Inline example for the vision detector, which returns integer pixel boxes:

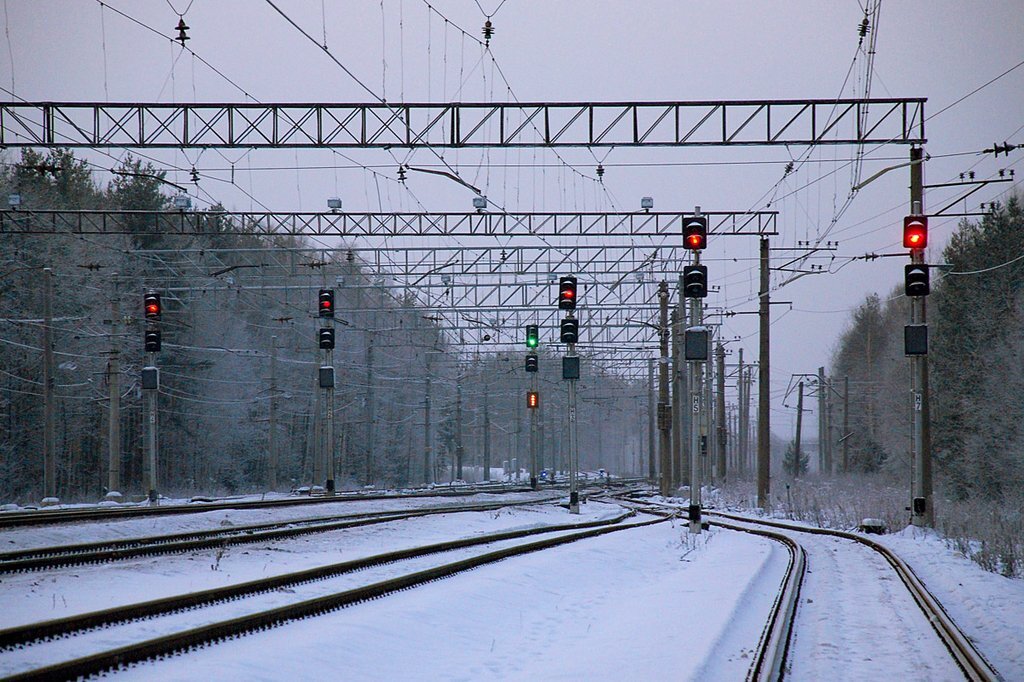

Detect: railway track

[706,510,1001,681]
[0,509,657,681]
[612,497,805,681]
[0,481,533,529]
[0,496,563,573]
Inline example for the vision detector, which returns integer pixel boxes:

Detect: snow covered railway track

[0,511,663,681]
[707,511,1001,681]
[0,498,558,574]
[614,499,805,681]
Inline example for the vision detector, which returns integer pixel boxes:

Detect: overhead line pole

[757,237,771,509]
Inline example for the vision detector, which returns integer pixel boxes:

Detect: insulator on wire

[596,164,604,180]
[190,167,200,183]
[397,165,407,182]
[176,18,190,46]
[482,19,494,46]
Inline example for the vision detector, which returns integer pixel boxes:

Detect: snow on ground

[877,526,1024,679]
[112,515,783,681]
[0,495,601,628]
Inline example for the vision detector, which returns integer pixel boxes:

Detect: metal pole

[657,281,672,496]
[269,335,278,491]
[737,349,746,478]
[909,145,932,526]
[757,237,772,509]
[325,347,336,494]
[365,335,375,486]
[107,287,121,496]
[42,268,56,501]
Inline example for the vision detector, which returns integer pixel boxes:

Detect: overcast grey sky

[3,0,1022,439]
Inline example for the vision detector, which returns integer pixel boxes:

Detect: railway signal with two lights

[903,215,928,250]
[683,265,708,298]
[558,276,577,310]
[318,289,335,318]
[684,216,707,250]
[144,291,161,320]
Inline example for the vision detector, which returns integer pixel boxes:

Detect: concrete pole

[269,335,278,491]
[794,381,804,477]
[737,349,747,478]
[530,371,538,490]
[423,351,432,486]
[648,358,656,481]
[325,348,336,493]
[455,378,464,480]
[107,288,121,496]
[483,376,491,482]
[568,327,580,513]
[716,342,727,483]
[365,334,375,486]
[657,281,672,496]
[818,367,827,475]
[670,308,681,489]
[42,268,56,500]
[688,254,704,535]
[910,145,933,526]
[843,376,850,474]
[757,237,772,509]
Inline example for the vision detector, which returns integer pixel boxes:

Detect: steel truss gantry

[0,209,777,237]
[0,99,925,148]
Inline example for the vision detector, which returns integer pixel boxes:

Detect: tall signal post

[318,289,337,494]
[525,324,540,490]
[559,276,581,513]
[906,145,931,525]
[683,210,709,533]
[142,290,162,503]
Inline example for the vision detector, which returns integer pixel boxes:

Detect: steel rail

[2,513,663,681]
[0,497,561,573]
[707,510,1001,682]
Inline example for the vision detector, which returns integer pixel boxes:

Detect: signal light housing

[525,353,539,373]
[144,330,161,353]
[525,324,539,348]
[144,290,161,320]
[684,216,707,250]
[903,215,928,249]
[527,391,539,409]
[905,264,930,297]
[558,276,578,311]
[683,264,708,298]
[560,316,579,344]
[318,289,335,318]
[318,327,336,350]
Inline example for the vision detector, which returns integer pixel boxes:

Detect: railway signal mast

[904,198,930,526]
[558,276,581,513]
[525,324,540,490]
[142,290,161,503]
[683,210,708,534]
[318,288,337,494]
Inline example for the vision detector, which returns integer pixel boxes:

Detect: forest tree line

[830,195,1023,501]
[0,150,646,503]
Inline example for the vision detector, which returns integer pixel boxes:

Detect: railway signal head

[525,324,539,349]
[525,352,539,373]
[558,276,578,310]
[318,327,336,350]
[683,265,708,298]
[684,216,707,250]
[144,329,161,353]
[903,215,928,250]
[527,390,539,409]
[318,289,335,318]
[560,316,579,344]
[143,290,161,320]
[905,264,930,297]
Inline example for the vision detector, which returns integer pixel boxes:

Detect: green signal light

[525,324,539,348]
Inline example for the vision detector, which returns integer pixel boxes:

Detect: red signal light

[903,215,928,249]
[143,291,161,320]
[683,216,707,251]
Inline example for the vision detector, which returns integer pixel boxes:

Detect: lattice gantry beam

[0,99,925,148]
[0,210,777,237]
